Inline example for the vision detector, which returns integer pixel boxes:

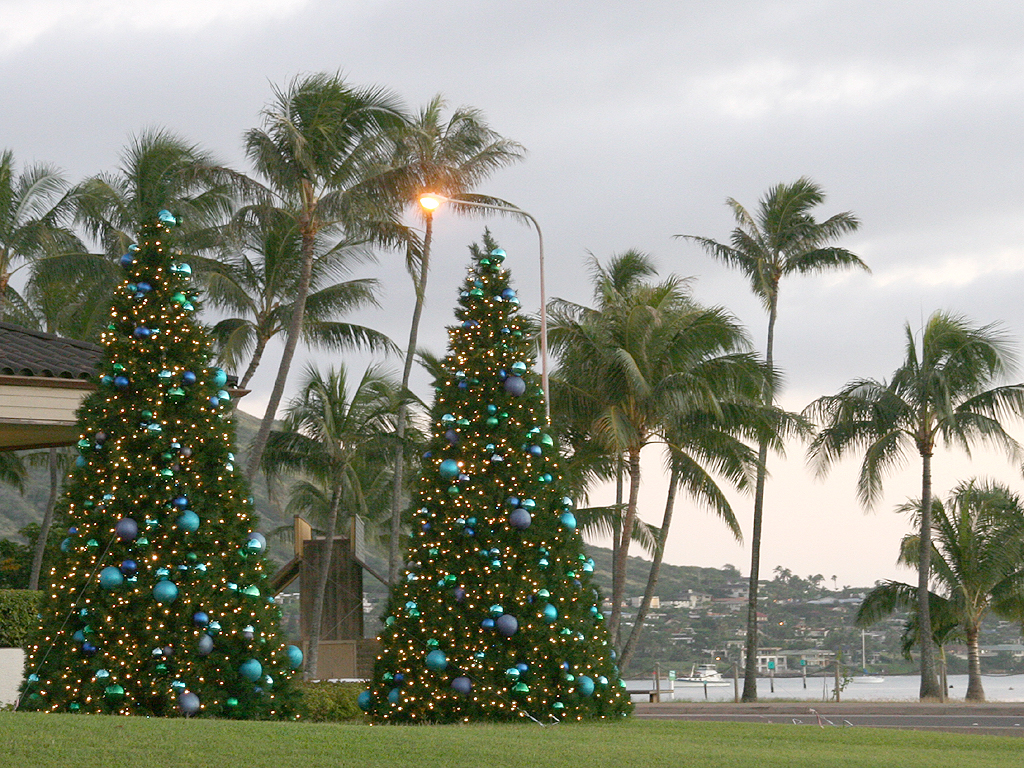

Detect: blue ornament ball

[239,659,263,683]
[425,649,448,672]
[133,326,150,339]
[113,375,129,389]
[481,618,495,629]
[286,645,304,669]
[153,579,178,604]
[444,429,459,444]
[357,690,373,710]
[193,611,209,626]
[119,559,137,577]
[178,691,200,714]
[115,517,138,541]
[451,676,472,695]
[503,376,526,396]
[495,614,519,637]
[173,495,189,508]
[577,676,595,697]
[119,253,135,267]
[99,566,123,590]
[509,508,532,530]
[182,371,197,385]
[439,459,460,480]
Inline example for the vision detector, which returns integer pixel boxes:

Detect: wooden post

[733,661,739,703]
[834,658,841,703]
[654,662,661,703]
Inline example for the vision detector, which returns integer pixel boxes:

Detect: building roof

[0,322,101,380]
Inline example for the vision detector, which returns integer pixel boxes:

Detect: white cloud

[872,247,1024,289]
[0,0,311,55]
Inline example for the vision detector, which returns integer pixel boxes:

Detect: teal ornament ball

[175,510,200,533]
[158,209,177,226]
[425,649,447,672]
[98,566,123,590]
[439,459,459,480]
[211,368,228,388]
[153,579,178,603]
[577,675,595,696]
[559,511,577,530]
[510,361,528,376]
[286,645,304,669]
[239,659,263,682]
[357,690,372,710]
[542,603,558,623]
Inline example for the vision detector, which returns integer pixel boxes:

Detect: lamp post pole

[419,194,550,424]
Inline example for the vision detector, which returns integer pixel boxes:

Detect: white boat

[854,630,885,684]
[675,664,731,687]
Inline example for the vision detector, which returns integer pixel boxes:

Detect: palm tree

[261,363,405,679]
[203,203,393,388]
[0,149,79,317]
[385,96,525,583]
[549,250,770,650]
[677,177,865,701]
[243,73,408,479]
[806,312,1024,699]
[857,479,1024,701]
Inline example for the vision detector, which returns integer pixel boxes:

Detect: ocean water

[627,673,1024,703]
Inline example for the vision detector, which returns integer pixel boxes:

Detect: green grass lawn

[1,714,1019,768]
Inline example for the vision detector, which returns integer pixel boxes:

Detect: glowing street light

[419,193,551,423]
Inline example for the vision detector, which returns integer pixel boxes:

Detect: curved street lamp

[419,193,550,424]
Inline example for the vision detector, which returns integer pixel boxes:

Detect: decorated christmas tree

[19,212,300,717]
[363,237,632,723]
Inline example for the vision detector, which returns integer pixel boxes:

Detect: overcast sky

[5,1,1024,589]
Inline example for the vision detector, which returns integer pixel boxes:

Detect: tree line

[2,72,1023,698]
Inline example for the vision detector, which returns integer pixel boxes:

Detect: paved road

[633,701,1024,737]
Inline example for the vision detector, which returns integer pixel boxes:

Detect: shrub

[0,590,41,647]
[297,681,364,722]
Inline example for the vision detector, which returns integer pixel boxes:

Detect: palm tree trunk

[246,230,316,479]
[609,453,624,646]
[619,462,679,670]
[238,332,269,389]
[742,295,777,702]
[965,622,985,702]
[28,447,59,591]
[917,448,943,700]
[609,447,641,651]
[389,214,432,584]
[306,488,342,681]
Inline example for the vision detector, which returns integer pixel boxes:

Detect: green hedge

[0,590,41,647]
[296,681,364,722]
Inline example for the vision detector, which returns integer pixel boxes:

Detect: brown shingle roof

[0,322,102,380]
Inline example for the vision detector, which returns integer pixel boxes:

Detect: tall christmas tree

[20,212,299,717]
[364,237,632,723]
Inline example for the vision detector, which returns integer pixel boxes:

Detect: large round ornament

[286,645,304,669]
[503,376,526,396]
[115,517,138,541]
[211,368,228,388]
[438,459,460,480]
[175,510,200,533]
[153,579,178,604]
[495,614,519,637]
[425,649,448,672]
[577,675,596,696]
[451,676,472,695]
[98,566,123,590]
[542,603,559,623]
[178,691,200,714]
[247,532,267,552]
[239,659,263,683]
[197,634,215,656]
[508,508,532,530]
[559,511,578,530]
[357,690,372,710]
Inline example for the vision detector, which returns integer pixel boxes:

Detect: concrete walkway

[634,700,1024,737]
